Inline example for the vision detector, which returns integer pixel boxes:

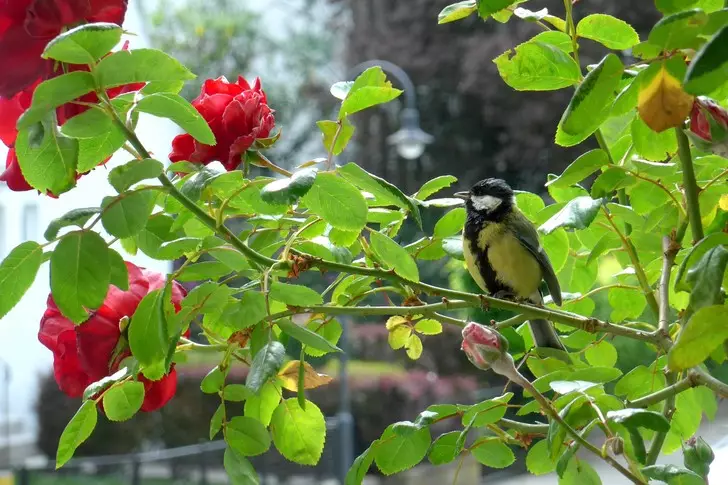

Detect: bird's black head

[454,178,514,222]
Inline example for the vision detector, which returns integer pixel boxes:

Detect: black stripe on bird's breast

[476,245,513,296]
[463,213,513,296]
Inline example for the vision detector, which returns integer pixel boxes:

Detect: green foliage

[8,6,728,484]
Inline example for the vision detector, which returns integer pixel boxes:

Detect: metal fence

[14,418,344,485]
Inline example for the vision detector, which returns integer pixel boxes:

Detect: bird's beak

[453,191,470,201]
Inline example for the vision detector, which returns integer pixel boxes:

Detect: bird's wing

[509,214,563,306]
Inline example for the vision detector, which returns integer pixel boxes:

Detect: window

[21,204,39,241]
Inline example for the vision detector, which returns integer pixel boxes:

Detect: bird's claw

[492,290,517,301]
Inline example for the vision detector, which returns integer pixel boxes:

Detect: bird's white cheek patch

[471,195,502,212]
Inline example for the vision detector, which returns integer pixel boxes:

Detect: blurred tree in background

[146,0,341,167]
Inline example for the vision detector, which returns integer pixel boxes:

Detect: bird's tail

[528,292,566,351]
[529,318,566,351]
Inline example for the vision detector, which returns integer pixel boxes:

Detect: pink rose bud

[461,322,508,370]
[688,96,728,158]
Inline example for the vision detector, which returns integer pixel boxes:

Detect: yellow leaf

[720,193,728,211]
[405,334,423,360]
[388,325,411,350]
[637,64,694,133]
[385,316,407,330]
[277,360,333,392]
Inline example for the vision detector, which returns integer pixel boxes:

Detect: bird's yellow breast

[463,223,542,298]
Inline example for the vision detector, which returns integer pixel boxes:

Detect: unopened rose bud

[688,96,728,158]
[461,322,508,370]
[684,436,714,477]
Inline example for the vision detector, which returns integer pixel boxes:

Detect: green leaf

[42,22,122,64]
[684,245,728,314]
[246,342,286,393]
[226,416,271,457]
[608,287,647,321]
[76,126,126,172]
[210,404,224,439]
[56,400,97,468]
[277,319,342,353]
[669,305,728,370]
[317,119,355,155]
[102,381,145,422]
[560,459,602,484]
[585,340,618,367]
[346,445,377,485]
[244,381,281,427]
[438,1,477,23]
[606,408,671,432]
[222,291,268,330]
[369,231,420,282]
[433,208,466,238]
[101,191,156,239]
[546,149,609,189]
[200,367,226,394]
[648,9,709,50]
[224,447,260,485]
[641,465,705,485]
[471,438,515,468]
[109,159,164,193]
[414,175,458,200]
[591,168,635,198]
[414,318,443,335]
[223,384,253,402]
[270,399,326,466]
[675,232,728,291]
[107,249,128,292]
[269,282,324,307]
[538,196,604,235]
[302,173,367,232]
[428,431,461,465]
[135,93,216,145]
[182,282,231,315]
[339,66,403,118]
[95,48,195,89]
[260,169,317,205]
[45,208,100,240]
[51,231,110,323]
[615,365,666,400]
[684,25,728,95]
[526,440,556,475]
[304,319,343,358]
[461,393,513,426]
[576,14,640,49]
[61,98,127,139]
[478,0,515,16]
[0,242,44,319]
[16,118,78,195]
[494,41,581,91]
[556,54,624,146]
[128,289,167,379]
[17,72,96,129]
[374,425,430,475]
[339,163,422,228]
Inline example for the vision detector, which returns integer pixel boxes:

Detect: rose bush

[169,76,275,171]
[460,322,507,371]
[38,262,186,412]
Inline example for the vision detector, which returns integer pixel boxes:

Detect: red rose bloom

[689,96,728,158]
[0,0,128,98]
[38,261,187,412]
[169,76,275,171]
[0,42,143,193]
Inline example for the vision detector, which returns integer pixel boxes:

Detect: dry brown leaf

[277,360,333,392]
[637,64,694,133]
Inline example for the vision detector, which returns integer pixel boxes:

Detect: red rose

[461,322,507,370]
[0,42,142,193]
[38,261,187,412]
[0,0,128,98]
[169,76,275,171]
[689,96,728,158]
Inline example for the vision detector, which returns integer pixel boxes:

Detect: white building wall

[0,0,176,447]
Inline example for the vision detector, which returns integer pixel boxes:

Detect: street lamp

[346,59,434,160]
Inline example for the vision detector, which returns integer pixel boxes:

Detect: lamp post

[335,60,430,483]
[345,59,434,160]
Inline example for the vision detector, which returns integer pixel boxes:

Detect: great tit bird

[454,178,565,351]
